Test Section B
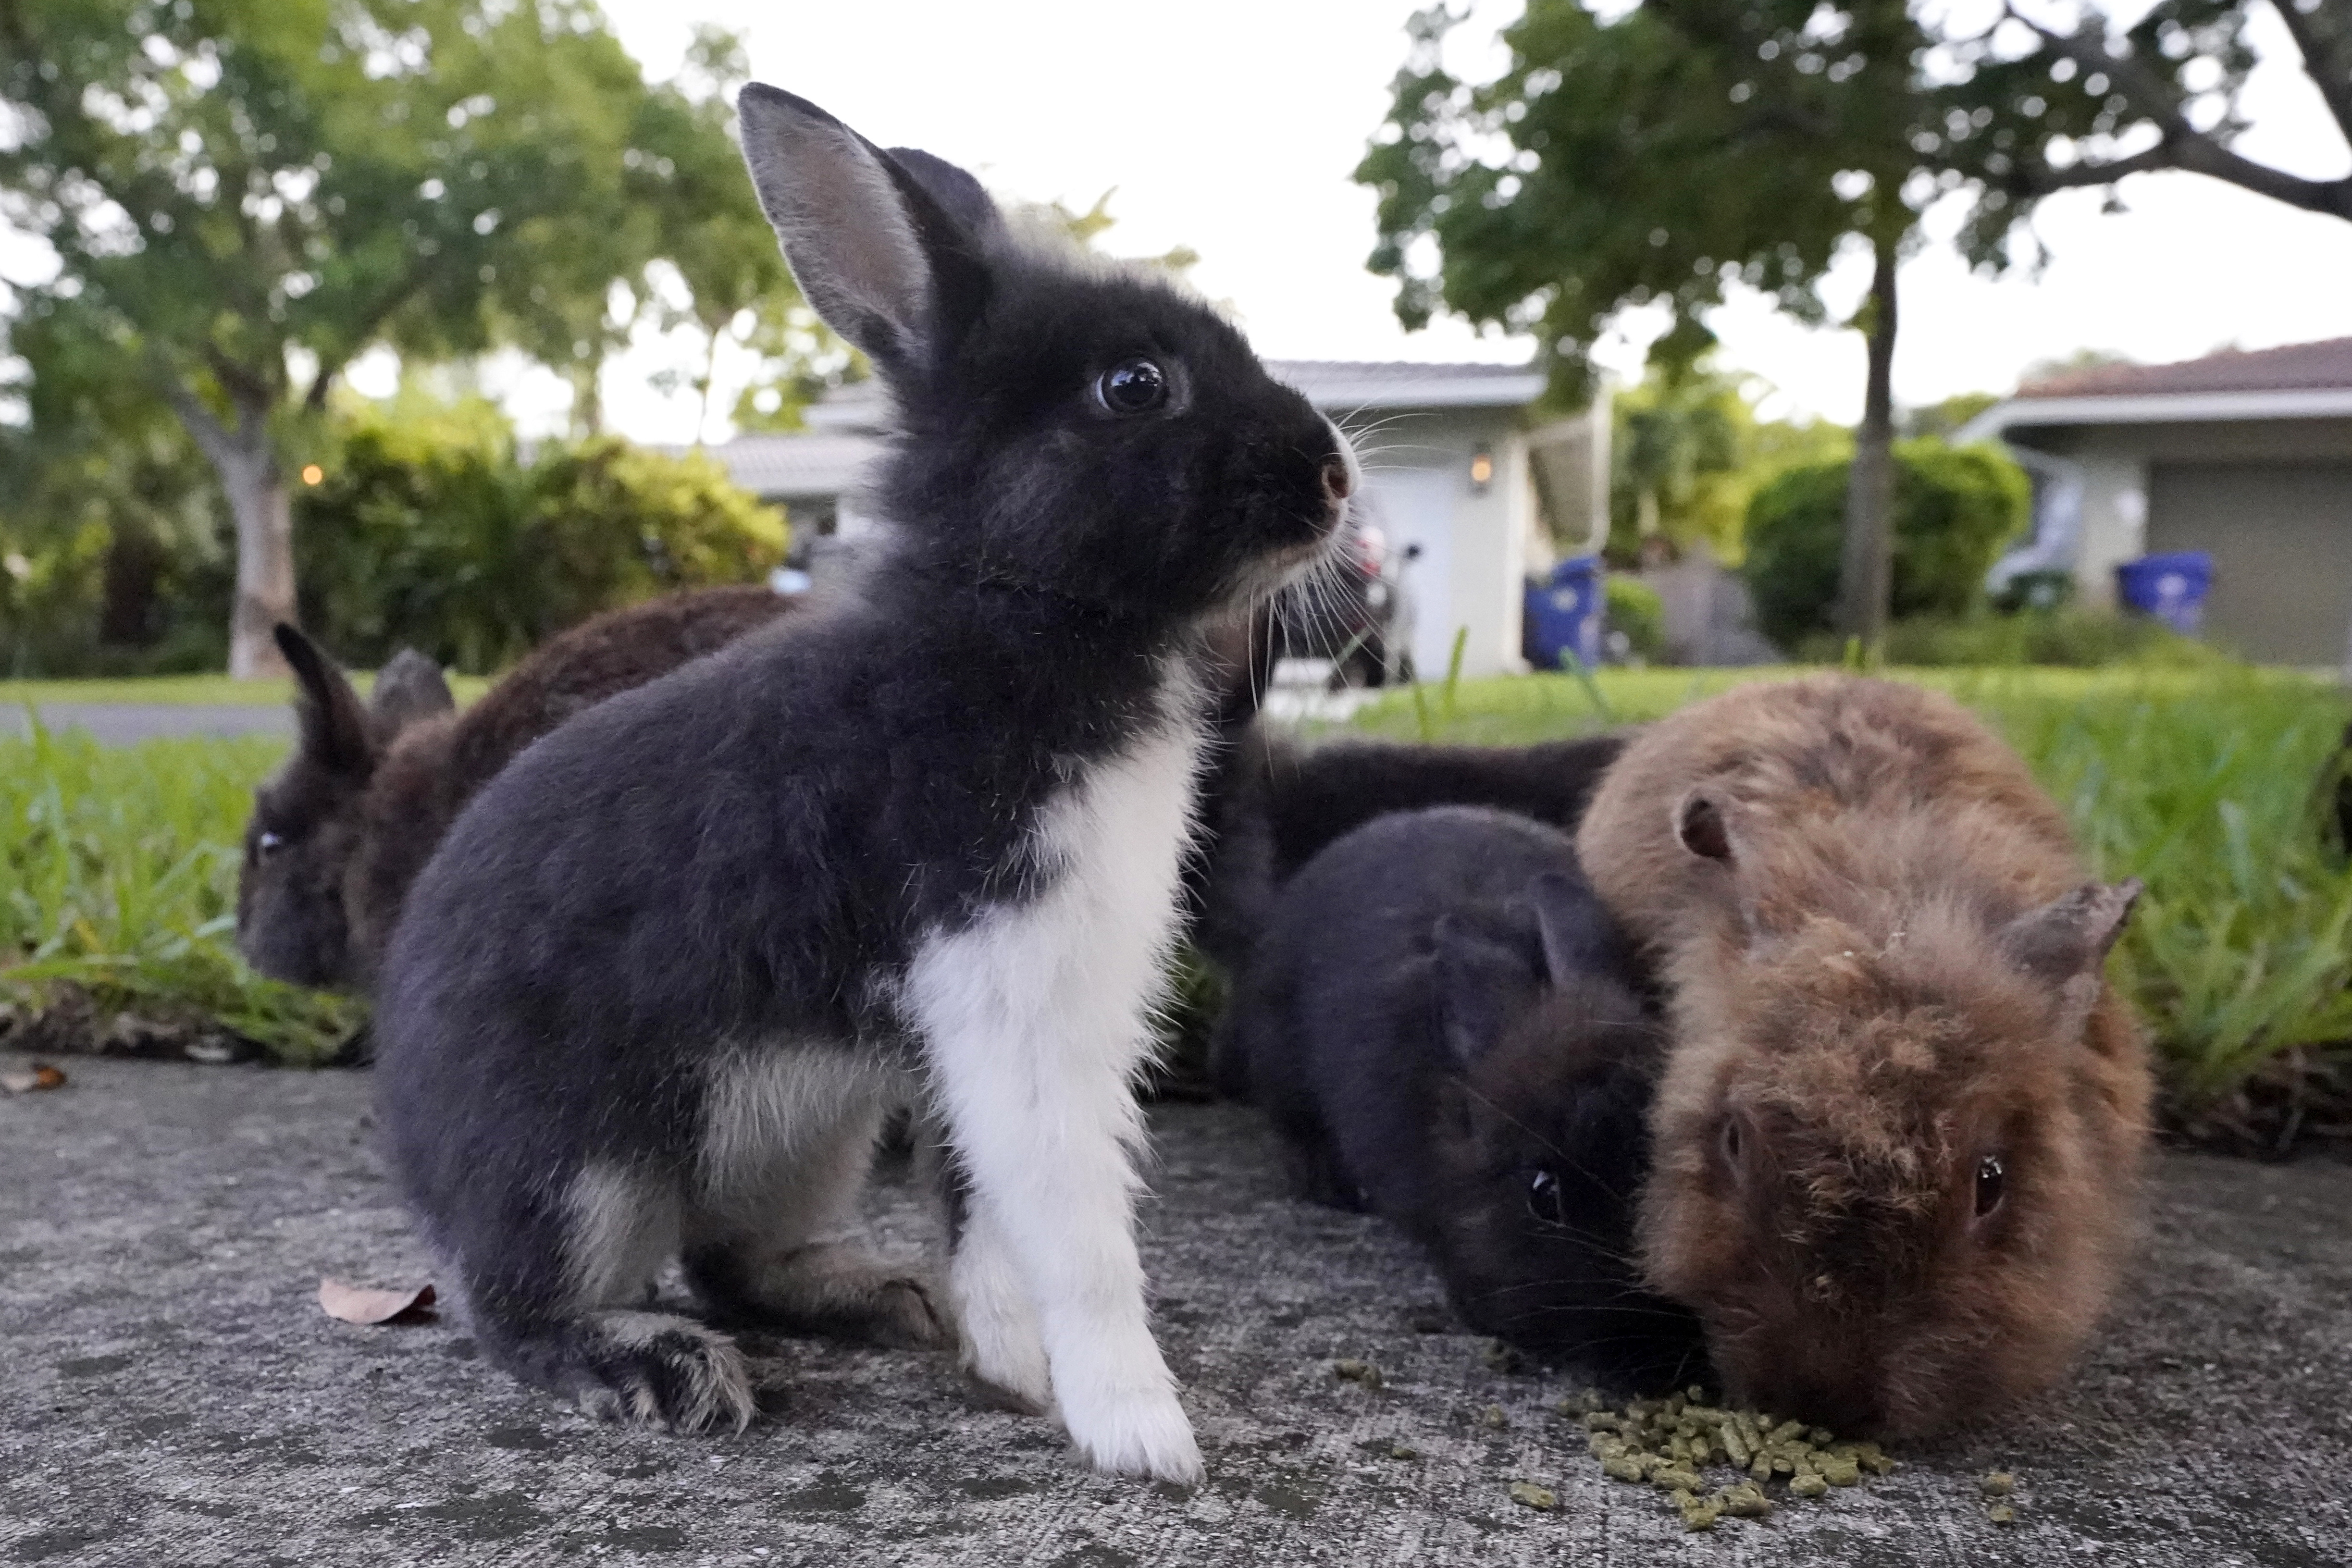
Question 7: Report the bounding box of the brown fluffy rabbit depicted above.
[1576,675,2152,1436]
[239,586,797,991]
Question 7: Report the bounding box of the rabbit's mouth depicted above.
[1219,420,1358,609]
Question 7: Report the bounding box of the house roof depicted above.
[1956,336,2352,443]
[799,358,1545,434]
[716,358,1549,500]
[678,431,878,498]
[2017,337,2352,399]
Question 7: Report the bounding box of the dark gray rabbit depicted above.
[1217,806,1703,1386]
[1193,728,1631,976]
[240,588,795,993]
[372,87,1352,1483]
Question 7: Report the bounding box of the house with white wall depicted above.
[700,360,1589,679]
[1960,337,2352,668]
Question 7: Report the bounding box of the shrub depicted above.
[1604,574,1667,663]
[1743,439,2029,648]
[296,395,787,674]
[1857,608,2236,669]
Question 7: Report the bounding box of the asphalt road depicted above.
[4,1053,2348,1567]
[0,705,292,745]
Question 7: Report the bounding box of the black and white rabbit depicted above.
[1217,805,1704,1385]
[371,87,1353,1483]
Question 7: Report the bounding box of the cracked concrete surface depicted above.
[4,1053,2349,1567]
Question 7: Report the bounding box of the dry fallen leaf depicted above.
[0,1062,66,1095]
[318,1278,437,1326]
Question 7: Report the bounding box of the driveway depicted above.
[3,1054,2347,1566]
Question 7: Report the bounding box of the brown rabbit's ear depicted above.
[275,624,372,780]
[2000,879,2142,1035]
[1999,879,2142,985]
[368,649,454,740]
[1675,790,1735,863]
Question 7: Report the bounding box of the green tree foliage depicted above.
[294,385,785,674]
[0,0,780,675]
[634,25,848,443]
[1359,0,2352,647]
[1743,438,2029,647]
[0,300,231,674]
[1604,358,1849,566]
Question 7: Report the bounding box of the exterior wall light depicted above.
[301,464,325,485]
[1468,444,1495,494]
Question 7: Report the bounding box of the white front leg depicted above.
[905,721,1206,1484]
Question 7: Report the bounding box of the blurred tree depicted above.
[1359,0,2352,651]
[0,296,231,673]
[295,378,785,673]
[1902,389,2002,440]
[1610,361,1757,563]
[0,0,735,675]
[632,25,846,443]
[1744,436,2030,646]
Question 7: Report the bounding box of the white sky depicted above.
[551,0,2352,441]
[20,0,2352,438]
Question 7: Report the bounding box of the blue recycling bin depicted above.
[2114,551,2213,636]
[1524,555,1605,670]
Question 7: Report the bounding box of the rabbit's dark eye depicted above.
[1974,1154,2006,1219]
[1719,1114,1742,1169]
[255,830,285,860]
[1096,358,1168,415]
[1525,1169,1565,1226]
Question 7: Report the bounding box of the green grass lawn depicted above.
[4,666,2347,1136]
[0,722,358,1062]
[1351,665,2352,1133]
[0,672,492,707]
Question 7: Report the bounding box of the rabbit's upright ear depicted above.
[734,86,989,374]
[1529,872,1622,988]
[369,648,454,741]
[274,624,373,780]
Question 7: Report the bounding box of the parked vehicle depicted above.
[1270,509,1416,688]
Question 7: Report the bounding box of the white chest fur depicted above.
[897,680,1211,1482]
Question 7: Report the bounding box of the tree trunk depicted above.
[1837,233,1900,652]
[569,358,604,438]
[169,388,296,679]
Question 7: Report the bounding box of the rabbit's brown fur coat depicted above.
[1577,675,2150,1435]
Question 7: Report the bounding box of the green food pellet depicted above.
[1981,1471,2015,1497]
[1722,1483,1773,1519]
[1749,1456,1774,1484]
[1789,1472,1830,1499]
[1809,1427,1835,1446]
[1388,1444,1418,1461]
[1604,1455,1646,1483]
[1820,1456,1861,1487]
[1767,1419,1806,1445]
[1509,1481,1559,1511]
[1481,1403,1509,1430]
[1331,1358,1381,1389]
[1686,1385,1708,1403]
[1988,1504,2018,1526]
[1679,1499,1721,1532]
[1650,1466,1705,1493]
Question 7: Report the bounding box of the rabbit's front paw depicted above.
[1061,1383,1203,1484]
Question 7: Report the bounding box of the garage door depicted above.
[2146,463,2352,667]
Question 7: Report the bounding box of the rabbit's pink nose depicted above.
[1321,456,1353,503]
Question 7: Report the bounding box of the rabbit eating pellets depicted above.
[372,87,1352,1485]
[1217,806,1704,1386]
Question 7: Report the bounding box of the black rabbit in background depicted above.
[1216,805,1704,1387]
[1192,729,1630,977]
[373,88,1354,1483]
